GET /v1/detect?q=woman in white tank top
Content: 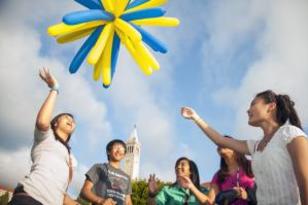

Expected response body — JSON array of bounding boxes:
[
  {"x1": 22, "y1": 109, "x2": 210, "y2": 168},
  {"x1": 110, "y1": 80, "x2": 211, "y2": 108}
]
[{"x1": 181, "y1": 90, "x2": 308, "y2": 205}]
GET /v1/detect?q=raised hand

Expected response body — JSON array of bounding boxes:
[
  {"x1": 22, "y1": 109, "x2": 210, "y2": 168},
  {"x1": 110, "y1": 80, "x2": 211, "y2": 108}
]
[
  {"x1": 148, "y1": 174, "x2": 158, "y2": 195},
  {"x1": 39, "y1": 67, "x2": 58, "y2": 89},
  {"x1": 181, "y1": 107, "x2": 199, "y2": 120},
  {"x1": 177, "y1": 175, "x2": 193, "y2": 189}
]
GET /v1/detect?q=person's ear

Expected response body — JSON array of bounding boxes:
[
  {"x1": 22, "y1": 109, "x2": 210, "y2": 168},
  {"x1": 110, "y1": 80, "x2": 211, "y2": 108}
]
[{"x1": 267, "y1": 102, "x2": 277, "y2": 113}]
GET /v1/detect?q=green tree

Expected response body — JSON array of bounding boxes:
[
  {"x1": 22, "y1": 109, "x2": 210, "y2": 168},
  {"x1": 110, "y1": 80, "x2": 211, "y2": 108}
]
[
  {"x1": 0, "y1": 191, "x2": 10, "y2": 205},
  {"x1": 131, "y1": 179, "x2": 170, "y2": 205}
]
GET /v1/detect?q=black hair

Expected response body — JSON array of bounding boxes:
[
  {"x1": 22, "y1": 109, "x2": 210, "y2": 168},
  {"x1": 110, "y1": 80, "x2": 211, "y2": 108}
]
[
  {"x1": 106, "y1": 139, "x2": 127, "y2": 161},
  {"x1": 174, "y1": 157, "x2": 201, "y2": 189},
  {"x1": 256, "y1": 90, "x2": 302, "y2": 129},
  {"x1": 217, "y1": 136, "x2": 254, "y2": 183},
  {"x1": 50, "y1": 113, "x2": 74, "y2": 152}
]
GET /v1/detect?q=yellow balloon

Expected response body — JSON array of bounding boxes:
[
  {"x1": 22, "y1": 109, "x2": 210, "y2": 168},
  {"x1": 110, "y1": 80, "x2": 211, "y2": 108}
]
[
  {"x1": 116, "y1": 28, "x2": 152, "y2": 75},
  {"x1": 93, "y1": 57, "x2": 103, "y2": 81},
  {"x1": 101, "y1": 0, "x2": 114, "y2": 13},
  {"x1": 87, "y1": 23, "x2": 114, "y2": 65},
  {"x1": 114, "y1": 0, "x2": 130, "y2": 17},
  {"x1": 47, "y1": 21, "x2": 105, "y2": 36},
  {"x1": 101, "y1": 31, "x2": 114, "y2": 86},
  {"x1": 114, "y1": 18, "x2": 142, "y2": 42},
  {"x1": 124, "y1": 0, "x2": 167, "y2": 13},
  {"x1": 131, "y1": 17, "x2": 180, "y2": 27},
  {"x1": 135, "y1": 42, "x2": 160, "y2": 70},
  {"x1": 56, "y1": 28, "x2": 94, "y2": 44}
]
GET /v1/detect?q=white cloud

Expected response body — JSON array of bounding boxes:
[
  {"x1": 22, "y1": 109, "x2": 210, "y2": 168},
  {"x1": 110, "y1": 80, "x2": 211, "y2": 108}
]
[
  {"x1": 0, "y1": 0, "x2": 190, "y2": 189},
  {"x1": 209, "y1": 0, "x2": 308, "y2": 138},
  {"x1": 0, "y1": 0, "x2": 111, "y2": 188},
  {"x1": 0, "y1": 148, "x2": 31, "y2": 189}
]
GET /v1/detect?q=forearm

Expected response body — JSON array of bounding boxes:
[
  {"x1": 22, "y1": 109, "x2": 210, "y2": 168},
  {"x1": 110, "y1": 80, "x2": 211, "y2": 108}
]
[
  {"x1": 193, "y1": 116, "x2": 249, "y2": 154},
  {"x1": 36, "y1": 90, "x2": 58, "y2": 130},
  {"x1": 81, "y1": 189, "x2": 105, "y2": 205},
  {"x1": 192, "y1": 116, "x2": 225, "y2": 146},
  {"x1": 189, "y1": 185, "x2": 212, "y2": 205}
]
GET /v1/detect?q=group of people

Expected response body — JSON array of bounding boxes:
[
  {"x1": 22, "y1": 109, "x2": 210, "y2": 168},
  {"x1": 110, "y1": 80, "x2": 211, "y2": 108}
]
[{"x1": 8, "y1": 69, "x2": 308, "y2": 205}]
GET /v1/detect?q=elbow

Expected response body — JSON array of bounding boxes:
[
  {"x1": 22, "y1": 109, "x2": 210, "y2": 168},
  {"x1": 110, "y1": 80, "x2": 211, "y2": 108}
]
[{"x1": 36, "y1": 120, "x2": 50, "y2": 131}]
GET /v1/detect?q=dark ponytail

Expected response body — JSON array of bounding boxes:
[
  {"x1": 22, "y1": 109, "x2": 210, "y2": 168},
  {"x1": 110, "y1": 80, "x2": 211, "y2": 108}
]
[{"x1": 256, "y1": 90, "x2": 302, "y2": 129}]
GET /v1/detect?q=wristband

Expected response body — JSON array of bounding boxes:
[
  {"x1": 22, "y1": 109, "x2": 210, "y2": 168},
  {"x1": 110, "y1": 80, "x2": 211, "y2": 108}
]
[{"x1": 50, "y1": 84, "x2": 59, "y2": 94}]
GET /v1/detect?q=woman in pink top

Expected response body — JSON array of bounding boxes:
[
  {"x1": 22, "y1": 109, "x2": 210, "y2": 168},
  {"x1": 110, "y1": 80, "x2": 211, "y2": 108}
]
[{"x1": 211, "y1": 136, "x2": 256, "y2": 205}]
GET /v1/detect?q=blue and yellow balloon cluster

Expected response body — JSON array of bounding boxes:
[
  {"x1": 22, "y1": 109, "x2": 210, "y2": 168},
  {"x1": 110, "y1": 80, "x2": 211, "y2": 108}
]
[{"x1": 48, "y1": 0, "x2": 180, "y2": 87}]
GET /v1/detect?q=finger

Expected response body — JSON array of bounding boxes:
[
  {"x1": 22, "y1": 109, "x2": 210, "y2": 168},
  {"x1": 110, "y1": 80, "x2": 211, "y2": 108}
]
[{"x1": 39, "y1": 70, "x2": 45, "y2": 80}]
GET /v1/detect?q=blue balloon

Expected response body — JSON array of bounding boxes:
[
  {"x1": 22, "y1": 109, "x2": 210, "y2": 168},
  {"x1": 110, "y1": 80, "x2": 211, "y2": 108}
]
[
  {"x1": 126, "y1": 0, "x2": 148, "y2": 10},
  {"x1": 74, "y1": 0, "x2": 103, "y2": 10},
  {"x1": 63, "y1": 10, "x2": 114, "y2": 25},
  {"x1": 103, "y1": 34, "x2": 120, "y2": 88},
  {"x1": 111, "y1": 33, "x2": 120, "y2": 79},
  {"x1": 121, "y1": 8, "x2": 166, "y2": 21},
  {"x1": 131, "y1": 24, "x2": 167, "y2": 53},
  {"x1": 69, "y1": 26, "x2": 103, "y2": 73}
]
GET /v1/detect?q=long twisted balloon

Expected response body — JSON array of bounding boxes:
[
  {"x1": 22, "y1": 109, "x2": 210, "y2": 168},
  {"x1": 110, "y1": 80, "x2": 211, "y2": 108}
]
[{"x1": 48, "y1": 0, "x2": 180, "y2": 88}]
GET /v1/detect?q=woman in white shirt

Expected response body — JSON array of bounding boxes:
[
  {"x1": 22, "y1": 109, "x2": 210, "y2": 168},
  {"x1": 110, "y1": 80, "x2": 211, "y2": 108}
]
[
  {"x1": 8, "y1": 68, "x2": 79, "y2": 205},
  {"x1": 181, "y1": 90, "x2": 307, "y2": 205}
]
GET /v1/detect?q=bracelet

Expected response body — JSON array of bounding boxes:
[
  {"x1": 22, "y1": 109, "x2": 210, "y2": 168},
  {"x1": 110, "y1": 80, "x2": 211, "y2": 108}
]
[
  {"x1": 50, "y1": 88, "x2": 59, "y2": 94},
  {"x1": 50, "y1": 84, "x2": 59, "y2": 94},
  {"x1": 194, "y1": 116, "x2": 202, "y2": 124}
]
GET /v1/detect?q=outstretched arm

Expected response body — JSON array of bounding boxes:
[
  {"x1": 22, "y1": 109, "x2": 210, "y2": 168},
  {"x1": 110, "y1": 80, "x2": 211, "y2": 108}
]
[
  {"x1": 288, "y1": 136, "x2": 308, "y2": 205},
  {"x1": 181, "y1": 107, "x2": 250, "y2": 155},
  {"x1": 36, "y1": 68, "x2": 59, "y2": 131}
]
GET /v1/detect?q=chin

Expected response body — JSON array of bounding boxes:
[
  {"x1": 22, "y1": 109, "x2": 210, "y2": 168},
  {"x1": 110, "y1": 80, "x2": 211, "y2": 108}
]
[{"x1": 248, "y1": 120, "x2": 259, "y2": 127}]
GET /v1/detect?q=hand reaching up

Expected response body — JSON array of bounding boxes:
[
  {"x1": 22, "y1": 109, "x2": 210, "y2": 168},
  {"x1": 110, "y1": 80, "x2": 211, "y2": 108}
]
[
  {"x1": 181, "y1": 107, "x2": 199, "y2": 121},
  {"x1": 39, "y1": 67, "x2": 58, "y2": 89},
  {"x1": 148, "y1": 174, "x2": 158, "y2": 195}
]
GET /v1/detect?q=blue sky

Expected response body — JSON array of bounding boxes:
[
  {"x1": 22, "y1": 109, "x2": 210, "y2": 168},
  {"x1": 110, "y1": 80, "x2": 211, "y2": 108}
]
[{"x1": 0, "y1": 0, "x2": 308, "y2": 196}]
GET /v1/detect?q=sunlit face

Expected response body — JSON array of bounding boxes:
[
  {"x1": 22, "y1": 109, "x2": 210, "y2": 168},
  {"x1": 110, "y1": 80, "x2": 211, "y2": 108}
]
[
  {"x1": 217, "y1": 146, "x2": 235, "y2": 158},
  {"x1": 109, "y1": 143, "x2": 126, "y2": 162},
  {"x1": 247, "y1": 97, "x2": 275, "y2": 127},
  {"x1": 175, "y1": 159, "x2": 191, "y2": 177},
  {"x1": 55, "y1": 115, "x2": 76, "y2": 135}
]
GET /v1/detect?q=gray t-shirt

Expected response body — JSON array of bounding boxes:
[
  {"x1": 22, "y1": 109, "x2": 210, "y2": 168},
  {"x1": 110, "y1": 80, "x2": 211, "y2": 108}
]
[{"x1": 86, "y1": 163, "x2": 132, "y2": 205}]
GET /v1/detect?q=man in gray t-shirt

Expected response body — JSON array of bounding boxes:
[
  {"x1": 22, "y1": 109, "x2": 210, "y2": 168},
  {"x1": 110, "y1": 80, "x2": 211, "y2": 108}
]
[{"x1": 80, "y1": 140, "x2": 132, "y2": 205}]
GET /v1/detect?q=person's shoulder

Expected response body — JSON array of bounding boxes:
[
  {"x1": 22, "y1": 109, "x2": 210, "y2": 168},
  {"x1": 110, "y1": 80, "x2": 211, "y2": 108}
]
[
  {"x1": 278, "y1": 124, "x2": 307, "y2": 143},
  {"x1": 89, "y1": 163, "x2": 106, "y2": 170}
]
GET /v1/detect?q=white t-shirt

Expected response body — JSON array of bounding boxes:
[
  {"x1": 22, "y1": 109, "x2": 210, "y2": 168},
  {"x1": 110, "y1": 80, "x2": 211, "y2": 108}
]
[
  {"x1": 247, "y1": 124, "x2": 307, "y2": 205},
  {"x1": 20, "y1": 127, "x2": 76, "y2": 205}
]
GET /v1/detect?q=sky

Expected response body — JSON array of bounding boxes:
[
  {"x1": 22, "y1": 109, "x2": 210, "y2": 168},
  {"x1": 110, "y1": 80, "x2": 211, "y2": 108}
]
[{"x1": 0, "y1": 0, "x2": 308, "y2": 197}]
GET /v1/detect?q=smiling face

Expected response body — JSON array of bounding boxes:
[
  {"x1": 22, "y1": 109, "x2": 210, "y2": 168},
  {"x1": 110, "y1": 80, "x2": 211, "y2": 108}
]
[
  {"x1": 247, "y1": 97, "x2": 276, "y2": 127},
  {"x1": 55, "y1": 114, "x2": 76, "y2": 135},
  {"x1": 175, "y1": 159, "x2": 191, "y2": 177},
  {"x1": 108, "y1": 143, "x2": 126, "y2": 162}
]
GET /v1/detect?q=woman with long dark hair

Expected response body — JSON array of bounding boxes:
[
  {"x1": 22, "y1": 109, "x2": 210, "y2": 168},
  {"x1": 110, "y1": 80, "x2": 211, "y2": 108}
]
[
  {"x1": 148, "y1": 157, "x2": 214, "y2": 205},
  {"x1": 181, "y1": 90, "x2": 308, "y2": 205},
  {"x1": 211, "y1": 136, "x2": 256, "y2": 205},
  {"x1": 8, "y1": 68, "x2": 79, "y2": 205}
]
